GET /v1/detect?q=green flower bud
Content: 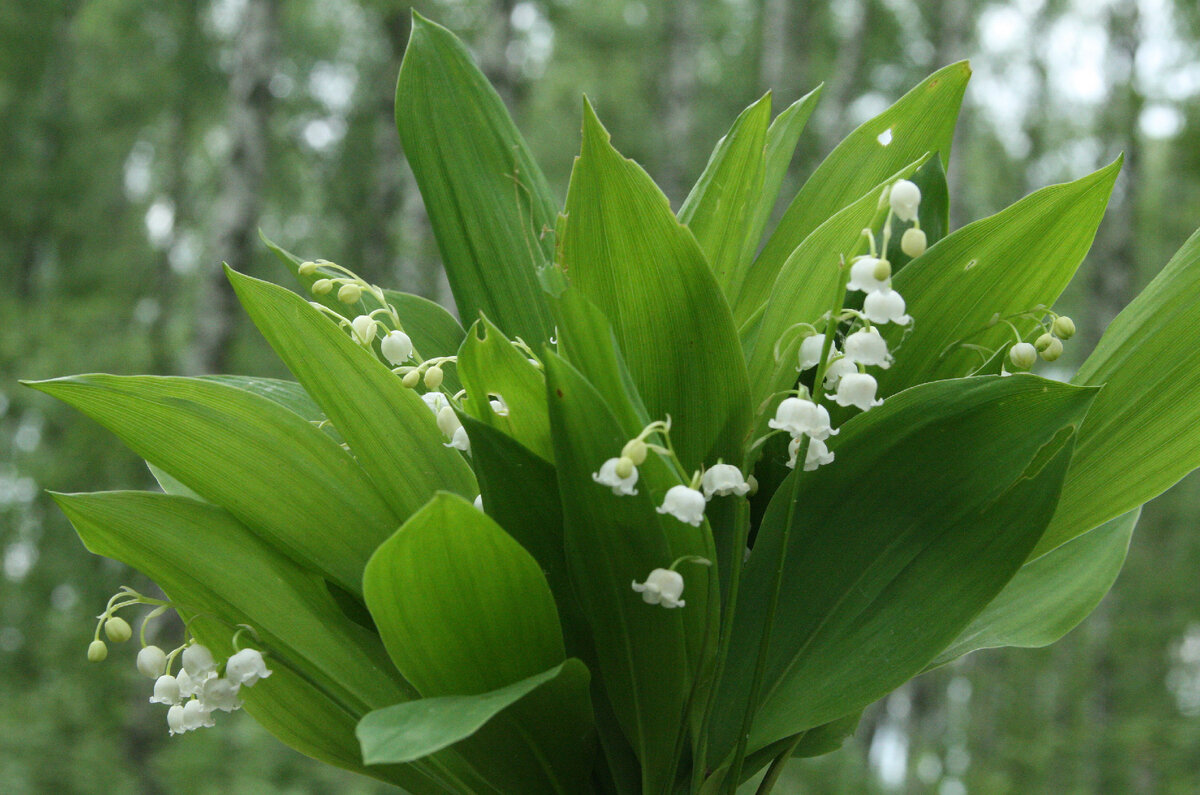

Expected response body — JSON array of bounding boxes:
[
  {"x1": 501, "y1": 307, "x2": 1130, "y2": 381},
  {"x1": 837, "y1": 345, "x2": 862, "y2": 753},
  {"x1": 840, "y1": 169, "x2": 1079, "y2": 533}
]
[
  {"x1": 424, "y1": 366, "x2": 444, "y2": 390},
  {"x1": 746, "y1": 474, "x2": 759, "y2": 496},
  {"x1": 298, "y1": 260, "x2": 318, "y2": 276},
  {"x1": 873, "y1": 259, "x2": 892, "y2": 282},
  {"x1": 1040, "y1": 336, "x2": 1064, "y2": 362},
  {"x1": 401, "y1": 369, "x2": 421, "y2": 388},
  {"x1": 620, "y1": 438, "x2": 648, "y2": 466},
  {"x1": 614, "y1": 456, "x2": 635, "y2": 479},
  {"x1": 87, "y1": 640, "x2": 108, "y2": 662},
  {"x1": 103, "y1": 616, "x2": 132, "y2": 643},
  {"x1": 1035, "y1": 332, "x2": 1055, "y2": 352},
  {"x1": 337, "y1": 283, "x2": 362, "y2": 304},
  {"x1": 1052, "y1": 315, "x2": 1076, "y2": 339},
  {"x1": 1008, "y1": 342, "x2": 1037, "y2": 370},
  {"x1": 900, "y1": 227, "x2": 927, "y2": 257},
  {"x1": 311, "y1": 279, "x2": 333, "y2": 296}
]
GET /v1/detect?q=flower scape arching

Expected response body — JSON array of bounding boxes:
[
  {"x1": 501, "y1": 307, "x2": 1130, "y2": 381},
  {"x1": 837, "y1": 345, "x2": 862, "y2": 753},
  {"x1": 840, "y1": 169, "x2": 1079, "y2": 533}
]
[{"x1": 28, "y1": 14, "x2": 1200, "y2": 795}]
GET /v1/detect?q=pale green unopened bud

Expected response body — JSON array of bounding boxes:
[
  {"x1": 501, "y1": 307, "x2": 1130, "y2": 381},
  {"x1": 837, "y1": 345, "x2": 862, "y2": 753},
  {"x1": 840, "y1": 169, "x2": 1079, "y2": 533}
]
[
  {"x1": 900, "y1": 227, "x2": 927, "y2": 257},
  {"x1": 621, "y1": 438, "x2": 648, "y2": 465},
  {"x1": 614, "y1": 456, "x2": 635, "y2": 479},
  {"x1": 103, "y1": 616, "x2": 132, "y2": 643},
  {"x1": 1040, "y1": 336, "x2": 1064, "y2": 362},
  {"x1": 298, "y1": 260, "x2": 318, "y2": 276},
  {"x1": 873, "y1": 259, "x2": 892, "y2": 282},
  {"x1": 1052, "y1": 316, "x2": 1076, "y2": 339},
  {"x1": 87, "y1": 640, "x2": 108, "y2": 662},
  {"x1": 311, "y1": 279, "x2": 333, "y2": 296},
  {"x1": 401, "y1": 370, "x2": 421, "y2": 388},
  {"x1": 1035, "y1": 333, "x2": 1055, "y2": 352},
  {"x1": 746, "y1": 474, "x2": 759, "y2": 496},
  {"x1": 424, "y1": 366, "x2": 444, "y2": 390},
  {"x1": 337, "y1": 283, "x2": 362, "y2": 304},
  {"x1": 1009, "y1": 342, "x2": 1037, "y2": 370}
]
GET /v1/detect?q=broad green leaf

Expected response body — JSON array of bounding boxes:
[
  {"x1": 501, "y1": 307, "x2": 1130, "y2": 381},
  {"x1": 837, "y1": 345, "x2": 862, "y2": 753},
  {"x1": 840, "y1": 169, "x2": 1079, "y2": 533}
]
[
  {"x1": 147, "y1": 461, "x2": 203, "y2": 501},
  {"x1": 738, "y1": 87, "x2": 823, "y2": 270},
  {"x1": 709, "y1": 375, "x2": 1095, "y2": 757},
  {"x1": 198, "y1": 374, "x2": 344, "y2": 444},
  {"x1": 226, "y1": 268, "x2": 477, "y2": 519},
  {"x1": 395, "y1": 13, "x2": 556, "y2": 343},
  {"x1": 1036, "y1": 226, "x2": 1200, "y2": 556},
  {"x1": 679, "y1": 93, "x2": 771, "y2": 296},
  {"x1": 364, "y1": 492, "x2": 593, "y2": 794},
  {"x1": 733, "y1": 63, "x2": 970, "y2": 323},
  {"x1": 357, "y1": 659, "x2": 587, "y2": 764},
  {"x1": 50, "y1": 491, "x2": 483, "y2": 793},
  {"x1": 743, "y1": 159, "x2": 927, "y2": 410},
  {"x1": 933, "y1": 508, "x2": 1138, "y2": 666},
  {"x1": 879, "y1": 159, "x2": 1120, "y2": 395},
  {"x1": 560, "y1": 102, "x2": 751, "y2": 470},
  {"x1": 27, "y1": 375, "x2": 395, "y2": 595},
  {"x1": 457, "y1": 315, "x2": 553, "y2": 462},
  {"x1": 545, "y1": 352, "x2": 719, "y2": 795}
]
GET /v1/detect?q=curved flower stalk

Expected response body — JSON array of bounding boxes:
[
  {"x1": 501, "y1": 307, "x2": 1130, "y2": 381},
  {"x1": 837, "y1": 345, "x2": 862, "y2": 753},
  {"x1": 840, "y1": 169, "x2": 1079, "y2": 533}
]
[{"x1": 27, "y1": 13, "x2": 1200, "y2": 795}]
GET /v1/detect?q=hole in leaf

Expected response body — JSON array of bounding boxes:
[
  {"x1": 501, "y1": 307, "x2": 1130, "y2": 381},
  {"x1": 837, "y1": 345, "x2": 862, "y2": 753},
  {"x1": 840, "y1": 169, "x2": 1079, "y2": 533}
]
[
  {"x1": 964, "y1": 259, "x2": 978, "y2": 271},
  {"x1": 877, "y1": 128, "x2": 893, "y2": 146}
]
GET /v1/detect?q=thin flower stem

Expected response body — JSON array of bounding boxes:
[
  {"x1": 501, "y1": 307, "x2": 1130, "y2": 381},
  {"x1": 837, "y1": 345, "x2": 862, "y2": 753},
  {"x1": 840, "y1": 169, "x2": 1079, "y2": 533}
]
[{"x1": 754, "y1": 732, "x2": 808, "y2": 795}]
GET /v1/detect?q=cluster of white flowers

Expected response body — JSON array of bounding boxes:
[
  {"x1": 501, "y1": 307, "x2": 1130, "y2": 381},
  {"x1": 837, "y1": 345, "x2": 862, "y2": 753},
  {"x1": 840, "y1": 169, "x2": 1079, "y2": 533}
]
[{"x1": 136, "y1": 643, "x2": 273, "y2": 736}]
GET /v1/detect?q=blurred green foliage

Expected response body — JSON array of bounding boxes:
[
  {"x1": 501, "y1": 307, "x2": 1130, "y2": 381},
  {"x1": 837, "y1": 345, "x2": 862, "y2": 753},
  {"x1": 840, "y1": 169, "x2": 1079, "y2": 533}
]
[{"x1": 2, "y1": 0, "x2": 1199, "y2": 792}]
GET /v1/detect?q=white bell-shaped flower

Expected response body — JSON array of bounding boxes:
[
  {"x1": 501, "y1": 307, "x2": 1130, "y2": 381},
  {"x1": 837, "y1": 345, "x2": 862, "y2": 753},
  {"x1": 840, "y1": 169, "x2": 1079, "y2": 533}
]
[
  {"x1": 592, "y1": 457, "x2": 639, "y2": 496},
  {"x1": 200, "y1": 677, "x2": 243, "y2": 713},
  {"x1": 381, "y1": 330, "x2": 413, "y2": 364},
  {"x1": 834, "y1": 372, "x2": 884, "y2": 411},
  {"x1": 181, "y1": 644, "x2": 216, "y2": 682},
  {"x1": 351, "y1": 315, "x2": 377, "y2": 346},
  {"x1": 701, "y1": 464, "x2": 749, "y2": 499},
  {"x1": 862, "y1": 289, "x2": 912, "y2": 325},
  {"x1": 847, "y1": 256, "x2": 891, "y2": 293},
  {"x1": 798, "y1": 334, "x2": 828, "y2": 371},
  {"x1": 167, "y1": 704, "x2": 187, "y2": 736},
  {"x1": 137, "y1": 645, "x2": 167, "y2": 679},
  {"x1": 768, "y1": 397, "x2": 836, "y2": 441},
  {"x1": 174, "y1": 668, "x2": 198, "y2": 699},
  {"x1": 421, "y1": 391, "x2": 449, "y2": 415},
  {"x1": 225, "y1": 648, "x2": 273, "y2": 688},
  {"x1": 844, "y1": 327, "x2": 893, "y2": 369},
  {"x1": 150, "y1": 674, "x2": 181, "y2": 706},
  {"x1": 436, "y1": 405, "x2": 462, "y2": 437},
  {"x1": 1008, "y1": 341, "x2": 1037, "y2": 370},
  {"x1": 822, "y1": 356, "x2": 859, "y2": 391},
  {"x1": 656, "y1": 485, "x2": 707, "y2": 526},
  {"x1": 890, "y1": 179, "x2": 921, "y2": 222},
  {"x1": 489, "y1": 395, "x2": 510, "y2": 416},
  {"x1": 181, "y1": 698, "x2": 214, "y2": 730},
  {"x1": 787, "y1": 436, "x2": 835, "y2": 471},
  {"x1": 631, "y1": 568, "x2": 686, "y2": 608},
  {"x1": 444, "y1": 426, "x2": 470, "y2": 452}
]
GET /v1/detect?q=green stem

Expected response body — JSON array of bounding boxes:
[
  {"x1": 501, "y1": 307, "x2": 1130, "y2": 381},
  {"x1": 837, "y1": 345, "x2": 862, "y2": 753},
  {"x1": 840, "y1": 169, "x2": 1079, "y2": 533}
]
[{"x1": 754, "y1": 733, "x2": 807, "y2": 795}]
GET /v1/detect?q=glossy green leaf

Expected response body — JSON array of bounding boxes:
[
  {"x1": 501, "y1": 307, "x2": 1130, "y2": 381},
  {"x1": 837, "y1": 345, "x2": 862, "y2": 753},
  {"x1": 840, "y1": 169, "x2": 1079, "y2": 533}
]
[
  {"x1": 710, "y1": 375, "x2": 1095, "y2": 757},
  {"x1": 457, "y1": 315, "x2": 553, "y2": 462},
  {"x1": 364, "y1": 492, "x2": 593, "y2": 794},
  {"x1": 27, "y1": 375, "x2": 396, "y2": 595},
  {"x1": 933, "y1": 508, "x2": 1138, "y2": 666},
  {"x1": 50, "y1": 491, "x2": 483, "y2": 793},
  {"x1": 545, "y1": 352, "x2": 719, "y2": 795},
  {"x1": 733, "y1": 62, "x2": 970, "y2": 323},
  {"x1": 357, "y1": 659, "x2": 587, "y2": 764},
  {"x1": 395, "y1": 13, "x2": 556, "y2": 343},
  {"x1": 738, "y1": 87, "x2": 823, "y2": 270},
  {"x1": 879, "y1": 159, "x2": 1120, "y2": 395},
  {"x1": 679, "y1": 93, "x2": 771, "y2": 296},
  {"x1": 1037, "y1": 226, "x2": 1200, "y2": 556},
  {"x1": 226, "y1": 268, "x2": 477, "y2": 519},
  {"x1": 560, "y1": 102, "x2": 751, "y2": 470}
]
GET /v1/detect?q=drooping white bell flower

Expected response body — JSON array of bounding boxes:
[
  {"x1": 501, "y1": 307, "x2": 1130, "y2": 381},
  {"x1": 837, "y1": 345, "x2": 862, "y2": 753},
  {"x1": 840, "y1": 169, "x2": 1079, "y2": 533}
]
[
  {"x1": 768, "y1": 397, "x2": 836, "y2": 440},
  {"x1": 592, "y1": 457, "x2": 639, "y2": 496},
  {"x1": 174, "y1": 668, "x2": 198, "y2": 698},
  {"x1": 167, "y1": 704, "x2": 187, "y2": 736},
  {"x1": 200, "y1": 677, "x2": 243, "y2": 713},
  {"x1": 380, "y1": 330, "x2": 413, "y2": 364},
  {"x1": 822, "y1": 357, "x2": 859, "y2": 391},
  {"x1": 1008, "y1": 341, "x2": 1037, "y2": 370},
  {"x1": 421, "y1": 391, "x2": 448, "y2": 415},
  {"x1": 150, "y1": 674, "x2": 181, "y2": 706},
  {"x1": 834, "y1": 372, "x2": 884, "y2": 411},
  {"x1": 137, "y1": 645, "x2": 168, "y2": 679},
  {"x1": 181, "y1": 644, "x2": 216, "y2": 682},
  {"x1": 798, "y1": 334, "x2": 828, "y2": 371},
  {"x1": 844, "y1": 327, "x2": 893, "y2": 369},
  {"x1": 444, "y1": 426, "x2": 471, "y2": 452},
  {"x1": 847, "y1": 256, "x2": 892, "y2": 293},
  {"x1": 701, "y1": 464, "x2": 750, "y2": 499},
  {"x1": 656, "y1": 485, "x2": 707, "y2": 526},
  {"x1": 890, "y1": 179, "x2": 921, "y2": 222},
  {"x1": 489, "y1": 395, "x2": 510, "y2": 416},
  {"x1": 351, "y1": 315, "x2": 377, "y2": 346},
  {"x1": 181, "y1": 698, "x2": 215, "y2": 730},
  {"x1": 631, "y1": 568, "x2": 686, "y2": 608},
  {"x1": 787, "y1": 436, "x2": 835, "y2": 471},
  {"x1": 436, "y1": 405, "x2": 462, "y2": 437},
  {"x1": 225, "y1": 648, "x2": 273, "y2": 689},
  {"x1": 862, "y1": 289, "x2": 912, "y2": 325}
]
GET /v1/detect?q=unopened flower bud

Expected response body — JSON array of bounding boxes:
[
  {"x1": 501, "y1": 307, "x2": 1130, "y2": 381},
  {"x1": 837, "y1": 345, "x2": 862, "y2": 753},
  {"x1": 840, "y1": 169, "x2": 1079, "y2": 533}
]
[
  {"x1": 1052, "y1": 316, "x2": 1076, "y2": 339},
  {"x1": 401, "y1": 369, "x2": 421, "y2": 388},
  {"x1": 746, "y1": 474, "x2": 759, "y2": 495},
  {"x1": 1008, "y1": 342, "x2": 1037, "y2": 370},
  {"x1": 620, "y1": 438, "x2": 648, "y2": 465},
  {"x1": 298, "y1": 260, "x2": 318, "y2": 276},
  {"x1": 104, "y1": 616, "x2": 132, "y2": 643},
  {"x1": 311, "y1": 279, "x2": 333, "y2": 296},
  {"x1": 1040, "y1": 336, "x2": 1064, "y2": 362},
  {"x1": 87, "y1": 640, "x2": 108, "y2": 662},
  {"x1": 614, "y1": 456, "x2": 635, "y2": 479},
  {"x1": 901, "y1": 227, "x2": 927, "y2": 257},
  {"x1": 873, "y1": 259, "x2": 892, "y2": 282},
  {"x1": 381, "y1": 330, "x2": 413, "y2": 364},
  {"x1": 424, "y1": 366, "x2": 444, "y2": 390},
  {"x1": 351, "y1": 315, "x2": 376, "y2": 346},
  {"x1": 137, "y1": 645, "x2": 168, "y2": 679},
  {"x1": 337, "y1": 283, "x2": 362, "y2": 304},
  {"x1": 1035, "y1": 333, "x2": 1055, "y2": 352}
]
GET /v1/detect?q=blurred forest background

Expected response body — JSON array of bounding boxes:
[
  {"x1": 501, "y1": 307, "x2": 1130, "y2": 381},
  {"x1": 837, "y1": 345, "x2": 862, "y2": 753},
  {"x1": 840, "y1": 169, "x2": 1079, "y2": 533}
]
[{"x1": 2, "y1": 0, "x2": 1199, "y2": 792}]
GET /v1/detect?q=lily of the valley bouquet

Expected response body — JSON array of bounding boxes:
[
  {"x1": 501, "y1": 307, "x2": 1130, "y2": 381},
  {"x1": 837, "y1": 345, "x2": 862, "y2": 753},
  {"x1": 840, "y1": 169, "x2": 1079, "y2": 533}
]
[{"x1": 30, "y1": 14, "x2": 1200, "y2": 795}]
